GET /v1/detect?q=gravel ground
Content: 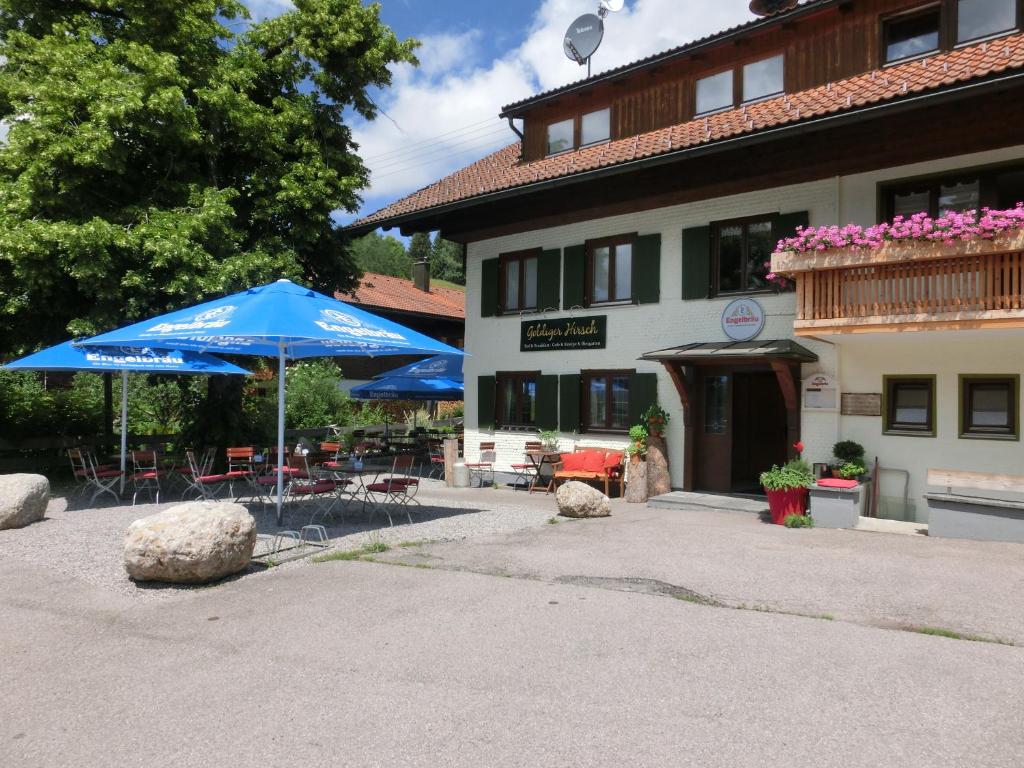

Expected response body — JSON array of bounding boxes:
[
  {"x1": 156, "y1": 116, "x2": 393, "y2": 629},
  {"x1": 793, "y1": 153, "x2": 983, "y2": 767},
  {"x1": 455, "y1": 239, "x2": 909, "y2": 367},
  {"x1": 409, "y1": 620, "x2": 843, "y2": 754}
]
[{"x1": 0, "y1": 480, "x2": 556, "y2": 601}]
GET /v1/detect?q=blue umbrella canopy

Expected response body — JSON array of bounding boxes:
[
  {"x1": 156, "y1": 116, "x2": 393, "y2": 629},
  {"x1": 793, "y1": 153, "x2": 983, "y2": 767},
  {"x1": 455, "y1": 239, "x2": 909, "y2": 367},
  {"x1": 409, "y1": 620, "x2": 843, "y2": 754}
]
[
  {"x1": 77, "y1": 279, "x2": 464, "y2": 359},
  {"x1": 77, "y1": 279, "x2": 464, "y2": 522},
  {"x1": 3, "y1": 341, "x2": 250, "y2": 375},
  {"x1": 372, "y1": 353, "x2": 464, "y2": 382},
  {"x1": 350, "y1": 376, "x2": 464, "y2": 402}
]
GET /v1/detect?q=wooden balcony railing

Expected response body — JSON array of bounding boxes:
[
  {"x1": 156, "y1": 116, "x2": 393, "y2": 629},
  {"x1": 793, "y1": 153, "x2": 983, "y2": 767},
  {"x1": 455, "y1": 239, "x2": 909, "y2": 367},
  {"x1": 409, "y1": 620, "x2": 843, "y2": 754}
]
[{"x1": 770, "y1": 235, "x2": 1024, "y2": 335}]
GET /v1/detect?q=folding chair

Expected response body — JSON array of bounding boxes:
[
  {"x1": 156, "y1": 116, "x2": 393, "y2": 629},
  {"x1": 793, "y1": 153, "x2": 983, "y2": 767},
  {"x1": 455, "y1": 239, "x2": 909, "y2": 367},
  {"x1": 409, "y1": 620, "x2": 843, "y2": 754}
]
[
  {"x1": 426, "y1": 441, "x2": 446, "y2": 481},
  {"x1": 465, "y1": 442, "x2": 496, "y2": 488},
  {"x1": 225, "y1": 446, "x2": 257, "y2": 501},
  {"x1": 319, "y1": 442, "x2": 342, "y2": 460},
  {"x1": 286, "y1": 457, "x2": 345, "y2": 526},
  {"x1": 81, "y1": 450, "x2": 122, "y2": 505},
  {"x1": 130, "y1": 450, "x2": 164, "y2": 506},
  {"x1": 365, "y1": 455, "x2": 419, "y2": 526},
  {"x1": 67, "y1": 448, "x2": 93, "y2": 498},
  {"x1": 182, "y1": 450, "x2": 229, "y2": 501},
  {"x1": 510, "y1": 441, "x2": 543, "y2": 491}
]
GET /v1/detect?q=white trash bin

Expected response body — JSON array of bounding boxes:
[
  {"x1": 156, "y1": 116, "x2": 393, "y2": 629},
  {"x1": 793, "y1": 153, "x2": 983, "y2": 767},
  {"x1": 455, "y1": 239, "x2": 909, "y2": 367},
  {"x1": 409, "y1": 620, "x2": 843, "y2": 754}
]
[{"x1": 452, "y1": 462, "x2": 471, "y2": 489}]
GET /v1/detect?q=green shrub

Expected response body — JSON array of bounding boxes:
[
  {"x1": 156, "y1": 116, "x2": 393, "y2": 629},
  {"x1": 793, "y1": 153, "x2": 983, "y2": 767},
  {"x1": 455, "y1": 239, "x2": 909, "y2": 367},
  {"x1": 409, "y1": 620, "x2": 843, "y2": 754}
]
[
  {"x1": 284, "y1": 360, "x2": 348, "y2": 429},
  {"x1": 760, "y1": 458, "x2": 815, "y2": 491},
  {"x1": 783, "y1": 514, "x2": 815, "y2": 528},
  {"x1": 832, "y1": 440, "x2": 865, "y2": 467},
  {"x1": 838, "y1": 462, "x2": 865, "y2": 479}
]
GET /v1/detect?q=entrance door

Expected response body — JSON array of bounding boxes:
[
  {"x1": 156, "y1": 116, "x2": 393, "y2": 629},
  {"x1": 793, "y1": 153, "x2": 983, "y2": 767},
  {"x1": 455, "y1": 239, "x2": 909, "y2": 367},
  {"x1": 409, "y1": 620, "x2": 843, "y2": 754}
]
[
  {"x1": 694, "y1": 367, "x2": 790, "y2": 494},
  {"x1": 731, "y1": 371, "x2": 788, "y2": 494}
]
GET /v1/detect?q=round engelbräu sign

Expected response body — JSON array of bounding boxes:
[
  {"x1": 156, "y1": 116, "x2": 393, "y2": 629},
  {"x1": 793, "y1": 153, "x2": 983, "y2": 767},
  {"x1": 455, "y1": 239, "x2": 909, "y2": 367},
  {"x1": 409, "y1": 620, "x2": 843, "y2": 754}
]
[{"x1": 721, "y1": 297, "x2": 766, "y2": 341}]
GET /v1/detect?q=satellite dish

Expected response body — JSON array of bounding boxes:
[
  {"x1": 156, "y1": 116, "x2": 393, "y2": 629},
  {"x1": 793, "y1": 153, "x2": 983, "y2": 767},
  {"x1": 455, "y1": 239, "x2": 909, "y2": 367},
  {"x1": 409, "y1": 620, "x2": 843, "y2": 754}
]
[
  {"x1": 598, "y1": 0, "x2": 625, "y2": 15},
  {"x1": 564, "y1": 13, "x2": 604, "y2": 66},
  {"x1": 749, "y1": 0, "x2": 799, "y2": 17}
]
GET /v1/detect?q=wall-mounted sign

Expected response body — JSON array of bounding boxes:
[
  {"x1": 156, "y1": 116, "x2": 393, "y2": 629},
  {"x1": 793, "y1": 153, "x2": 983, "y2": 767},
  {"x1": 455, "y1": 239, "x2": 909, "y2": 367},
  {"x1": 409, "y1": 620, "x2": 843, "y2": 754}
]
[
  {"x1": 803, "y1": 373, "x2": 838, "y2": 410},
  {"x1": 721, "y1": 297, "x2": 766, "y2": 341},
  {"x1": 521, "y1": 315, "x2": 607, "y2": 352},
  {"x1": 841, "y1": 393, "x2": 882, "y2": 417}
]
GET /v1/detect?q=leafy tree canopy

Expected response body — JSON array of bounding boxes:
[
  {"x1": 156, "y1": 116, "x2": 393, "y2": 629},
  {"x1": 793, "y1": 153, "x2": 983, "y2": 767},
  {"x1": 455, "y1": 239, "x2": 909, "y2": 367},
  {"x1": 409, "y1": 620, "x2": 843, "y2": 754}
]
[
  {"x1": 431, "y1": 235, "x2": 464, "y2": 285},
  {"x1": 348, "y1": 231, "x2": 411, "y2": 278},
  {"x1": 0, "y1": 0, "x2": 418, "y2": 356}
]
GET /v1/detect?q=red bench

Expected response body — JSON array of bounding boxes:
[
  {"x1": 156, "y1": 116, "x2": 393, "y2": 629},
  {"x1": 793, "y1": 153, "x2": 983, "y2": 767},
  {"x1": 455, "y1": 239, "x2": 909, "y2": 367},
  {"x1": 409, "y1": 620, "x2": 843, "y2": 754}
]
[{"x1": 552, "y1": 447, "x2": 625, "y2": 498}]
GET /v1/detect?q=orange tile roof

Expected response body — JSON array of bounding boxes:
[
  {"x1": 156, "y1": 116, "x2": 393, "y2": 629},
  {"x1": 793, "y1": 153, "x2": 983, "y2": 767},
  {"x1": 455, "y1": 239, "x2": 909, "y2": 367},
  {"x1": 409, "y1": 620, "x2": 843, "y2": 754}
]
[
  {"x1": 353, "y1": 35, "x2": 1024, "y2": 231},
  {"x1": 338, "y1": 272, "x2": 465, "y2": 320}
]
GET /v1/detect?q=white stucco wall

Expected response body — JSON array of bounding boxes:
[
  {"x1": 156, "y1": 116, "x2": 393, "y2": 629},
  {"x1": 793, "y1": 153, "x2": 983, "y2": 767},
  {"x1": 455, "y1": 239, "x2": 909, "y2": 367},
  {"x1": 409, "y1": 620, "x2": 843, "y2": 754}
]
[{"x1": 461, "y1": 144, "x2": 1024, "y2": 497}]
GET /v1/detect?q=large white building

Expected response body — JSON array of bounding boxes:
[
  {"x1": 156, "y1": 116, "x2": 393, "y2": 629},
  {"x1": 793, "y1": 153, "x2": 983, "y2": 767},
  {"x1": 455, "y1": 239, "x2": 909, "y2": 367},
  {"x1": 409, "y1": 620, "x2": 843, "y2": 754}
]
[{"x1": 350, "y1": 0, "x2": 1024, "y2": 521}]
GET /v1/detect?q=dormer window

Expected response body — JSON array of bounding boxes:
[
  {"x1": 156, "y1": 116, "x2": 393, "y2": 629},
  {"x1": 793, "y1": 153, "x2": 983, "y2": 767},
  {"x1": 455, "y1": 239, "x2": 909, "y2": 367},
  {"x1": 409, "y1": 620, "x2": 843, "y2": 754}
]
[
  {"x1": 956, "y1": 0, "x2": 1018, "y2": 43},
  {"x1": 580, "y1": 108, "x2": 610, "y2": 147},
  {"x1": 546, "y1": 118, "x2": 574, "y2": 156},
  {"x1": 743, "y1": 54, "x2": 785, "y2": 103},
  {"x1": 883, "y1": 6, "x2": 941, "y2": 64},
  {"x1": 696, "y1": 70, "x2": 734, "y2": 115}
]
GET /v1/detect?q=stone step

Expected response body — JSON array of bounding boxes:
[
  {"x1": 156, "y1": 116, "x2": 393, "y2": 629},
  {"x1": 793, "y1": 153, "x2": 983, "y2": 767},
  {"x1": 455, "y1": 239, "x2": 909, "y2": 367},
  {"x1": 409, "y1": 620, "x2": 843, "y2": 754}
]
[{"x1": 648, "y1": 491, "x2": 769, "y2": 515}]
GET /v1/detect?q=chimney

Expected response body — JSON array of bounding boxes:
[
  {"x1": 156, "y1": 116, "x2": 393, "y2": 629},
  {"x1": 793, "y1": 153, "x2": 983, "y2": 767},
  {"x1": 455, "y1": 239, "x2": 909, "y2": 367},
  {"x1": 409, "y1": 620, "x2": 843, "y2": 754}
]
[{"x1": 413, "y1": 259, "x2": 431, "y2": 292}]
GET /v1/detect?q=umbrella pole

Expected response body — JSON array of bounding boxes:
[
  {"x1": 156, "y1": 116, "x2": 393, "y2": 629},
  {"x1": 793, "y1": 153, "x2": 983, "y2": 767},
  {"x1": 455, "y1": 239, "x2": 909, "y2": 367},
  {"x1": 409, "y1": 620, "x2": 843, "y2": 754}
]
[
  {"x1": 276, "y1": 346, "x2": 286, "y2": 525},
  {"x1": 119, "y1": 371, "x2": 128, "y2": 496}
]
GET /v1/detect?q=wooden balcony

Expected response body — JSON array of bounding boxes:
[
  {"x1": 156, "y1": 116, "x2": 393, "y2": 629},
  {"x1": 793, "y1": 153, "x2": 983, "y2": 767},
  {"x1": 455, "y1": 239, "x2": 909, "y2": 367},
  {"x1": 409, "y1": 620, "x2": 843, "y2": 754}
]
[{"x1": 770, "y1": 233, "x2": 1024, "y2": 335}]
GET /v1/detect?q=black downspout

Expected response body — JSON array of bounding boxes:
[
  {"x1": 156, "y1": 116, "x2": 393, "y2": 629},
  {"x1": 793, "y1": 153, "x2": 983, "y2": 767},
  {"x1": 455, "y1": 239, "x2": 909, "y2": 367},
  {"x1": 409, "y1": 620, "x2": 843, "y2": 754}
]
[{"x1": 507, "y1": 116, "x2": 524, "y2": 161}]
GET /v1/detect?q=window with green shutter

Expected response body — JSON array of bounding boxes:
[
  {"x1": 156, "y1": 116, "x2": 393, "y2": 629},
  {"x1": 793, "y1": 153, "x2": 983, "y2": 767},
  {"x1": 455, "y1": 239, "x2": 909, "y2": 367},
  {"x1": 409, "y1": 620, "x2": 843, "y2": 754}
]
[
  {"x1": 628, "y1": 372, "x2": 659, "y2": 426},
  {"x1": 633, "y1": 234, "x2": 661, "y2": 305},
  {"x1": 495, "y1": 372, "x2": 538, "y2": 428},
  {"x1": 536, "y1": 375, "x2": 559, "y2": 431},
  {"x1": 563, "y1": 244, "x2": 586, "y2": 309},
  {"x1": 480, "y1": 258, "x2": 499, "y2": 317},
  {"x1": 559, "y1": 374, "x2": 581, "y2": 433},
  {"x1": 537, "y1": 249, "x2": 562, "y2": 312},
  {"x1": 477, "y1": 375, "x2": 496, "y2": 430},
  {"x1": 681, "y1": 226, "x2": 710, "y2": 300}
]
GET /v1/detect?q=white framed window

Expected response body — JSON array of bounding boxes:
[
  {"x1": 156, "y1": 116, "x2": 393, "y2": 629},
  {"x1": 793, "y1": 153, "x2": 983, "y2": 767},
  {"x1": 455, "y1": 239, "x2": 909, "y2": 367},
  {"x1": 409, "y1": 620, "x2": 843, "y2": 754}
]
[
  {"x1": 696, "y1": 70, "x2": 734, "y2": 115},
  {"x1": 957, "y1": 0, "x2": 1018, "y2": 43},
  {"x1": 743, "y1": 54, "x2": 785, "y2": 103},
  {"x1": 580, "y1": 108, "x2": 611, "y2": 146},
  {"x1": 546, "y1": 119, "x2": 574, "y2": 156}
]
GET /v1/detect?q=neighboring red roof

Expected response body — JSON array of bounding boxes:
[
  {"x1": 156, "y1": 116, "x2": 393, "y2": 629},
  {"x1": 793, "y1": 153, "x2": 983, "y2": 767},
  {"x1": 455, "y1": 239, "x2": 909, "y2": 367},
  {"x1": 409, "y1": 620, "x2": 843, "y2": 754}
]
[
  {"x1": 338, "y1": 272, "x2": 465, "y2": 320},
  {"x1": 353, "y1": 35, "x2": 1024, "y2": 231}
]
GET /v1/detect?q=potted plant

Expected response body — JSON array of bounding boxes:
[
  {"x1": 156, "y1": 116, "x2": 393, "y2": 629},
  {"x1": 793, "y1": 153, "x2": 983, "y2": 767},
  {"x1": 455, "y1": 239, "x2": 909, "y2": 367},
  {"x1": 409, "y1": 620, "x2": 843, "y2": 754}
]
[
  {"x1": 642, "y1": 404, "x2": 670, "y2": 438},
  {"x1": 838, "y1": 462, "x2": 865, "y2": 481},
  {"x1": 626, "y1": 424, "x2": 648, "y2": 464},
  {"x1": 538, "y1": 429, "x2": 560, "y2": 452},
  {"x1": 831, "y1": 440, "x2": 865, "y2": 468},
  {"x1": 760, "y1": 443, "x2": 815, "y2": 525}
]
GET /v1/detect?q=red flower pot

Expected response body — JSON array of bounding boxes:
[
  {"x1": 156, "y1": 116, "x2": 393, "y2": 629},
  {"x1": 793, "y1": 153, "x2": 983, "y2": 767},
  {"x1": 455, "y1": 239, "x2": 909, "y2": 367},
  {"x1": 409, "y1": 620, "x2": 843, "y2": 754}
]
[{"x1": 764, "y1": 487, "x2": 808, "y2": 525}]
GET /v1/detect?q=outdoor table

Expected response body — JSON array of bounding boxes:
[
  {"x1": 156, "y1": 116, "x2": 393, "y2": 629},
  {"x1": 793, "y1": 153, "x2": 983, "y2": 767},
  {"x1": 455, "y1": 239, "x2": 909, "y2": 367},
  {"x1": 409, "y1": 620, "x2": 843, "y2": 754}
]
[
  {"x1": 525, "y1": 451, "x2": 563, "y2": 495},
  {"x1": 318, "y1": 460, "x2": 391, "y2": 512}
]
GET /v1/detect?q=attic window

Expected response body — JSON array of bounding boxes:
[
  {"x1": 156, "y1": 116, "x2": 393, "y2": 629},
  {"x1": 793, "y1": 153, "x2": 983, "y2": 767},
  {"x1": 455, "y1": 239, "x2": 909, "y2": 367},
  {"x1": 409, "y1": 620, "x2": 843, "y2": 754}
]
[
  {"x1": 956, "y1": 0, "x2": 1018, "y2": 43},
  {"x1": 580, "y1": 108, "x2": 611, "y2": 147},
  {"x1": 884, "y1": 7, "x2": 941, "y2": 64},
  {"x1": 696, "y1": 70, "x2": 734, "y2": 115},
  {"x1": 546, "y1": 118, "x2": 574, "y2": 156},
  {"x1": 743, "y1": 54, "x2": 785, "y2": 102}
]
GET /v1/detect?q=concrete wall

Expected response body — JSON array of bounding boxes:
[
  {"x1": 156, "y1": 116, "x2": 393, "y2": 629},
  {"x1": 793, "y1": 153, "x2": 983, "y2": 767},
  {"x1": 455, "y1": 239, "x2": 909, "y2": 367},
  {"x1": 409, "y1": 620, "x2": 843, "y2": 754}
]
[{"x1": 461, "y1": 144, "x2": 1024, "y2": 497}]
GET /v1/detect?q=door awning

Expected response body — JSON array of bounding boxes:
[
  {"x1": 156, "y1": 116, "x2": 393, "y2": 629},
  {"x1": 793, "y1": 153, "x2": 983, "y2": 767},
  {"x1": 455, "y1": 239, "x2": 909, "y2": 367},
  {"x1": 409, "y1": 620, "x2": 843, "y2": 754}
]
[{"x1": 640, "y1": 339, "x2": 818, "y2": 364}]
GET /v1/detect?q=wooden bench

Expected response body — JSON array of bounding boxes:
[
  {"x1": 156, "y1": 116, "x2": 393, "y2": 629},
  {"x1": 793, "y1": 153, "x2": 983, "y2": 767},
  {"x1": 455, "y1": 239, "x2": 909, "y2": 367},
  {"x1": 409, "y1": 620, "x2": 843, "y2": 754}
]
[
  {"x1": 552, "y1": 447, "x2": 626, "y2": 498},
  {"x1": 924, "y1": 468, "x2": 1024, "y2": 542}
]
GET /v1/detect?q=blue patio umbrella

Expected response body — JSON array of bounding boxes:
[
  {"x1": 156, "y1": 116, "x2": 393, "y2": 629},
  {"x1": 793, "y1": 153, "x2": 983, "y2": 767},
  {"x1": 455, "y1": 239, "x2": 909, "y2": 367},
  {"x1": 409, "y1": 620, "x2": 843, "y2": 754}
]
[
  {"x1": 349, "y1": 376, "x2": 464, "y2": 402},
  {"x1": 4, "y1": 341, "x2": 250, "y2": 491},
  {"x1": 77, "y1": 279, "x2": 464, "y2": 521},
  {"x1": 372, "y1": 354, "x2": 463, "y2": 382}
]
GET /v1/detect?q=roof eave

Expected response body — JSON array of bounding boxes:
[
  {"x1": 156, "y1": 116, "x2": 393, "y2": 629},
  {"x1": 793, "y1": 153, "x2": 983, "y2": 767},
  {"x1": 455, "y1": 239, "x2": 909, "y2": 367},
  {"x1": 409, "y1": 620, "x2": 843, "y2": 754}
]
[{"x1": 347, "y1": 68, "x2": 1024, "y2": 236}]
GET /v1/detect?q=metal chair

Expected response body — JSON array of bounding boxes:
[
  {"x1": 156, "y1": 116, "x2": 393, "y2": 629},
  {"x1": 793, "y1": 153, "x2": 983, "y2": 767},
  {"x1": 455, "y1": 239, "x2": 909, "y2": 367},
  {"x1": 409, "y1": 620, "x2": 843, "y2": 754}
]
[
  {"x1": 510, "y1": 441, "x2": 543, "y2": 491},
  {"x1": 182, "y1": 450, "x2": 229, "y2": 501},
  {"x1": 226, "y1": 446, "x2": 257, "y2": 501},
  {"x1": 426, "y1": 441, "x2": 446, "y2": 481},
  {"x1": 365, "y1": 455, "x2": 418, "y2": 526},
  {"x1": 465, "y1": 442, "x2": 496, "y2": 488},
  {"x1": 286, "y1": 457, "x2": 345, "y2": 525},
  {"x1": 81, "y1": 450, "x2": 122, "y2": 505},
  {"x1": 67, "y1": 448, "x2": 93, "y2": 498},
  {"x1": 130, "y1": 450, "x2": 163, "y2": 506}
]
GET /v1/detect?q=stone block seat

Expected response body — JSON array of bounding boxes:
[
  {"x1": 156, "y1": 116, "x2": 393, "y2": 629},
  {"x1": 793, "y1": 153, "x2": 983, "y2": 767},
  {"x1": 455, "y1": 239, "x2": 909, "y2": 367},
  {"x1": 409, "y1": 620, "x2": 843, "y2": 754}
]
[
  {"x1": 552, "y1": 448, "x2": 625, "y2": 498},
  {"x1": 924, "y1": 468, "x2": 1024, "y2": 543}
]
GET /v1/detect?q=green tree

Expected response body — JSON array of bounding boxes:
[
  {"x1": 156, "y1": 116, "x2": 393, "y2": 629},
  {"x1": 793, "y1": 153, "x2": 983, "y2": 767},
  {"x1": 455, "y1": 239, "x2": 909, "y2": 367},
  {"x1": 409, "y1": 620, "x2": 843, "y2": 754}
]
[
  {"x1": 348, "y1": 232, "x2": 412, "y2": 278},
  {"x1": 408, "y1": 232, "x2": 432, "y2": 265},
  {"x1": 0, "y1": 0, "x2": 418, "y2": 356},
  {"x1": 431, "y1": 236, "x2": 465, "y2": 285}
]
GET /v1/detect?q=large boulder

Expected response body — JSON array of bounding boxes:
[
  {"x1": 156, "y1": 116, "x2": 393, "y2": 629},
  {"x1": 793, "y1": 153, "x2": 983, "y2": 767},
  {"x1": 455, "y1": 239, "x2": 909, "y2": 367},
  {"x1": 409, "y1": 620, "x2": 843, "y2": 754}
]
[
  {"x1": 556, "y1": 481, "x2": 611, "y2": 519},
  {"x1": 0, "y1": 474, "x2": 49, "y2": 530},
  {"x1": 124, "y1": 502, "x2": 256, "y2": 584}
]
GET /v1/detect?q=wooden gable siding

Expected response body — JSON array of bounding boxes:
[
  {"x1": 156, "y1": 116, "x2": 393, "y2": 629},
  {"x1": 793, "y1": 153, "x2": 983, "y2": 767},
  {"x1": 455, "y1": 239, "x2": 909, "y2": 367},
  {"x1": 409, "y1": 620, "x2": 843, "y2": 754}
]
[{"x1": 519, "y1": 0, "x2": 942, "y2": 162}]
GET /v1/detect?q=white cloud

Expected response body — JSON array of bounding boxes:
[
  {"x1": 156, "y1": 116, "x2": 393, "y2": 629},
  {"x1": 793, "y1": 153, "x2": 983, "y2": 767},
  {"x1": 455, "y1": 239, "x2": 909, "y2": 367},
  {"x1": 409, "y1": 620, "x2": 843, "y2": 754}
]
[
  {"x1": 243, "y1": 0, "x2": 293, "y2": 21},
  {"x1": 352, "y1": 0, "x2": 756, "y2": 213}
]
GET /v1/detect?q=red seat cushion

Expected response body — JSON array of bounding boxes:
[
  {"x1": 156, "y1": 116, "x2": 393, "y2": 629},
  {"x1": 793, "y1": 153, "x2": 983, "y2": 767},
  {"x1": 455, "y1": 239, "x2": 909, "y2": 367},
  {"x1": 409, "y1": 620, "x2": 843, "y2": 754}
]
[
  {"x1": 257, "y1": 476, "x2": 281, "y2": 486},
  {"x1": 93, "y1": 469, "x2": 122, "y2": 478},
  {"x1": 604, "y1": 452, "x2": 623, "y2": 469},
  {"x1": 816, "y1": 478, "x2": 859, "y2": 489},
  {"x1": 132, "y1": 471, "x2": 162, "y2": 480},
  {"x1": 510, "y1": 463, "x2": 533, "y2": 470},
  {"x1": 560, "y1": 453, "x2": 588, "y2": 472},
  {"x1": 367, "y1": 481, "x2": 406, "y2": 493},
  {"x1": 290, "y1": 481, "x2": 337, "y2": 495},
  {"x1": 580, "y1": 451, "x2": 606, "y2": 474},
  {"x1": 224, "y1": 470, "x2": 252, "y2": 478},
  {"x1": 198, "y1": 474, "x2": 229, "y2": 483},
  {"x1": 388, "y1": 478, "x2": 418, "y2": 486}
]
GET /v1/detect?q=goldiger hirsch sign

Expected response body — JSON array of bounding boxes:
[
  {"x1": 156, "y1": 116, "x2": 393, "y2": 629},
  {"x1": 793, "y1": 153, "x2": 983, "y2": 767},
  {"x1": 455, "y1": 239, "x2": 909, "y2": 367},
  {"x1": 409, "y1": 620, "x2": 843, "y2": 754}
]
[{"x1": 521, "y1": 316, "x2": 607, "y2": 352}]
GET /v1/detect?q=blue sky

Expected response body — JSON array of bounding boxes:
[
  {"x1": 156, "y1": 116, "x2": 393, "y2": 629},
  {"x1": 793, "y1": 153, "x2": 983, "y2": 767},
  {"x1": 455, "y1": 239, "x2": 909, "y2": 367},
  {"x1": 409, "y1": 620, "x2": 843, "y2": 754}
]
[{"x1": 244, "y1": 1, "x2": 756, "y2": 230}]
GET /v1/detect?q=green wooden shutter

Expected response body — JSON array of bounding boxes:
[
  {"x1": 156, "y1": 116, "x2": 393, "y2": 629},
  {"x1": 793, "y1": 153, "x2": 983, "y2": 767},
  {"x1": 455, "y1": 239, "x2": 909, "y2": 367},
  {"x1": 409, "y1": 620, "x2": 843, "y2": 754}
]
[
  {"x1": 562, "y1": 244, "x2": 586, "y2": 309},
  {"x1": 628, "y1": 372, "x2": 659, "y2": 426},
  {"x1": 480, "y1": 258, "x2": 499, "y2": 317},
  {"x1": 477, "y1": 375, "x2": 495, "y2": 430},
  {"x1": 536, "y1": 375, "x2": 559, "y2": 431},
  {"x1": 559, "y1": 374, "x2": 581, "y2": 433},
  {"x1": 774, "y1": 211, "x2": 810, "y2": 244},
  {"x1": 633, "y1": 233, "x2": 661, "y2": 305},
  {"x1": 681, "y1": 226, "x2": 710, "y2": 300},
  {"x1": 537, "y1": 249, "x2": 561, "y2": 311}
]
